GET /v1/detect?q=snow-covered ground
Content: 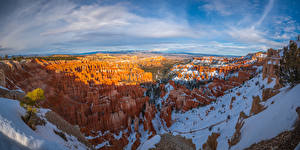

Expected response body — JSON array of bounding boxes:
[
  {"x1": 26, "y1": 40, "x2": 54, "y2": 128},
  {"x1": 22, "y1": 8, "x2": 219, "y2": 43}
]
[
  {"x1": 124, "y1": 118, "x2": 155, "y2": 150},
  {"x1": 137, "y1": 135, "x2": 161, "y2": 150},
  {"x1": 141, "y1": 72, "x2": 300, "y2": 150},
  {"x1": 233, "y1": 83, "x2": 300, "y2": 149},
  {"x1": 167, "y1": 74, "x2": 277, "y2": 149},
  {"x1": 0, "y1": 97, "x2": 88, "y2": 150},
  {"x1": 92, "y1": 114, "x2": 156, "y2": 150}
]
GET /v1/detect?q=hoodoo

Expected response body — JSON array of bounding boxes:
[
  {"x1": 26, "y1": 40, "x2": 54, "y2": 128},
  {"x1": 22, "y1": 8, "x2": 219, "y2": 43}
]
[{"x1": 0, "y1": 0, "x2": 299, "y2": 149}]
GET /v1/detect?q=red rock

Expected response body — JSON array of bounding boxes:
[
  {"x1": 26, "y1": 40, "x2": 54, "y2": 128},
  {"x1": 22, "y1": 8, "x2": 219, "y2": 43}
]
[
  {"x1": 134, "y1": 116, "x2": 139, "y2": 132},
  {"x1": 0, "y1": 59, "x2": 157, "y2": 149},
  {"x1": 160, "y1": 105, "x2": 172, "y2": 127}
]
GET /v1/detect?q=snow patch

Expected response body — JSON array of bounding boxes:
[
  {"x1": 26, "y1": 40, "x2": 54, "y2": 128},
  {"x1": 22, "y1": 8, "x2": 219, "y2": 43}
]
[{"x1": 137, "y1": 135, "x2": 161, "y2": 150}]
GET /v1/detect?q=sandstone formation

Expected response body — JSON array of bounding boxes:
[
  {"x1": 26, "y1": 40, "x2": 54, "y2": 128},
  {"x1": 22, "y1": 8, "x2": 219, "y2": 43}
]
[
  {"x1": 0, "y1": 52, "x2": 270, "y2": 149},
  {"x1": 0, "y1": 69, "x2": 5, "y2": 87},
  {"x1": 262, "y1": 88, "x2": 280, "y2": 101},
  {"x1": 0, "y1": 58, "x2": 158, "y2": 149},
  {"x1": 202, "y1": 132, "x2": 220, "y2": 150},
  {"x1": 171, "y1": 52, "x2": 266, "y2": 81},
  {"x1": 262, "y1": 49, "x2": 282, "y2": 87},
  {"x1": 250, "y1": 96, "x2": 265, "y2": 115},
  {"x1": 160, "y1": 68, "x2": 259, "y2": 128}
]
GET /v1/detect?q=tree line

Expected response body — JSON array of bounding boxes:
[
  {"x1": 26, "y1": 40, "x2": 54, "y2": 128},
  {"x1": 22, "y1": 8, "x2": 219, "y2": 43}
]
[{"x1": 0, "y1": 55, "x2": 78, "y2": 61}]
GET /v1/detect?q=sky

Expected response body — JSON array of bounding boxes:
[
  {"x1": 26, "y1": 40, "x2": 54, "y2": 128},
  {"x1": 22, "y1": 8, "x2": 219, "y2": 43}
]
[{"x1": 0, "y1": 0, "x2": 299, "y2": 56}]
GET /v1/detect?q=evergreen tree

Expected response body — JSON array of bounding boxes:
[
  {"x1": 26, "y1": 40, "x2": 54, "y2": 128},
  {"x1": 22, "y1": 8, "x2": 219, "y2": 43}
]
[{"x1": 278, "y1": 40, "x2": 300, "y2": 86}]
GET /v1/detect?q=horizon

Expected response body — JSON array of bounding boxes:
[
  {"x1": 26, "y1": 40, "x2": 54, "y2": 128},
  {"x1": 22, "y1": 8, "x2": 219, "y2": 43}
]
[
  {"x1": 1, "y1": 49, "x2": 265, "y2": 57},
  {"x1": 0, "y1": 0, "x2": 299, "y2": 55}
]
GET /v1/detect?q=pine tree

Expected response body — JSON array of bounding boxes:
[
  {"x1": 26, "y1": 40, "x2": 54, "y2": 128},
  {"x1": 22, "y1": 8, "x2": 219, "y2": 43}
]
[{"x1": 278, "y1": 40, "x2": 300, "y2": 86}]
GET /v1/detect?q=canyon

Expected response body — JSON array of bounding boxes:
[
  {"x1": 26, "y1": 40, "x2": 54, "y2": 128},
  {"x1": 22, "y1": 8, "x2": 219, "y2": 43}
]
[
  {"x1": 1, "y1": 1, "x2": 300, "y2": 149},
  {"x1": 0, "y1": 50, "x2": 290, "y2": 149}
]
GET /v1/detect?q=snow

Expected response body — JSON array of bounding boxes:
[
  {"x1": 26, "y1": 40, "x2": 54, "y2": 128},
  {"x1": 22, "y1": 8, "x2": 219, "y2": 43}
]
[
  {"x1": 89, "y1": 124, "x2": 155, "y2": 150},
  {"x1": 95, "y1": 141, "x2": 110, "y2": 149},
  {"x1": 0, "y1": 98, "x2": 63, "y2": 150},
  {"x1": 0, "y1": 86, "x2": 24, "y2": 93},
  {"x1": 0, "y1": 86, "x2": 9, "y2": 90},
  {"x1": 0, "y1": 131, "x2": 31, "y2": 150},
  {"x1": 125, "y1": 121, "x2": 155, "y2": 150},
  {"x1": 233, "y1": 84, "x2": 300, "y2": 149},
  {"x1": 267, "y1": 60, "x2": 277, "y2": 65},
  {"x1": 171, "y1": 56, "x2": 262, "y2": 82},
  {"x1": 279, "y1": 50, "x2": 284, "y2": 57},
  {"x1": 296, "y1": 41, "x2": 300, "y2": 48},
  {"x1": 152, "y1": 112, "x2": 168, "y2": 135},
  {"x1": 124, "y1": 131, "x2": 136, "y2": 150},
  {"x1": 0, "y1": 98, "x2": 88, "y2": 150},
  {"x1": 137, "y1": 135, "x2": 161, "y2": 150},
  {"x1": 137, "y1": 125, "x2": 153, "y2": 148},
  {"x1": 156, "y1": 83, "x2": 174, "y2": 109},
  {"x1": 295, "y1": 142, "x2": 300, "y2": 150},
  {"x1": 36, "y1": 109, "x2": 87, "y2": 150},
  {"x1": 267, "y1": 61, "x2": 272, "y2": 64},
  {"x1": 113, "y1": 131, "x2": 123, "y2": 140},
  {"x1": 154, "y1": 72, "x2": 300, "y2": 150},
  {"x1": 253, "y1": 66, "x2": 263, "y2": 73}
]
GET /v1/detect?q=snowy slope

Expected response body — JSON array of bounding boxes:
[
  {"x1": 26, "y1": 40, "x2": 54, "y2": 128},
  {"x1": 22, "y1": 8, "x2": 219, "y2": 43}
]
[
  {"x1": 233, "y1": 84, "x2": 300, "y2": 149},
  {"x1": 0, "y1": 97, "x2": 88, "y2": 150},
  {"x1": 146, "y1": 72, "x2": 300, "y2": 150}
]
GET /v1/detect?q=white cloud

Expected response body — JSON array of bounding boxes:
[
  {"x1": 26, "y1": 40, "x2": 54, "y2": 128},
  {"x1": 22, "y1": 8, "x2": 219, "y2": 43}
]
[
  {"x1": 273, "y1": 34, "x2": 290, "y2": 40},
  {"x1": 0, "y1": 0, "x2": 297, "y2": 55},
  {"x1": 0, "y1": 0, "x2": 200, "y2": 53},
  {"x1": 254, "y1": 0, "x2": 274, "y2": 27},
  {"x1": 201, "y1": 0, "x2": 255, "y2": 17},
  {"x1": 202, "y1": 0, "x2": 232, "y2": 16},
  {"x1": 44, "y1": 4, "x2": 198, "y2": 38},
  {"x1": 0, "y1": 0, "x2": 77, "y2": 51},
  {"x1": 227, "y1": 27, "x2": 283, "y2": 48},
  {"x1": 81, "y1": 41, "x2": 270, "y2": 56},
  {"x1": 270, "y1": 16, "x2": 300, "y2": 41}
]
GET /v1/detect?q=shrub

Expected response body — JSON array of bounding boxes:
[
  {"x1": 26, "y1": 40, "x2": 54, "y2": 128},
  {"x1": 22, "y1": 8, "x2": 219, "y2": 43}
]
[
  {"x1": 20, "y1": 88, "x2": 45, "y2": 129},
  {"x1": 20, "y1": 88, "x2": 45, "y2": 113}
]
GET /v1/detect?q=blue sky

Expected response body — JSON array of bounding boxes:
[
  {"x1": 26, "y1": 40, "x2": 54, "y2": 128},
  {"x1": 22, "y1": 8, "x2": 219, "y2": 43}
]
[{"x1": 0, "y1": 0, "x2": 299, "y2": 55}]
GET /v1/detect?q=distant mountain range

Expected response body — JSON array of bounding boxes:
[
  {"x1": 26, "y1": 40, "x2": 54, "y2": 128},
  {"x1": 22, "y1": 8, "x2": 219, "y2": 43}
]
[
  {"x1": 3, "y1": 50, "x2": 241, "y2": 58},
  {"x1": 71, "y1": 50, "x2": 241, "y2": 57}
]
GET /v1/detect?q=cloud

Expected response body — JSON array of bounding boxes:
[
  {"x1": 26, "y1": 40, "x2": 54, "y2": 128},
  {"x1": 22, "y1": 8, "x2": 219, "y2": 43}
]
[
  {"x1": 42, "y1": 4, "x2": 198, "y2": 38},
  {"x1": 219, "y1": 0, "x2": 297, "y2": 50},
  {"x1": 0, "y1": 45, "x2": 13, "y2": 52},
  {"x1": 70, "y1": 41, "x2": 270, "y2": 56},
  {"x1": 202, "y1": 0, "x2": 232, "y2": 16},
  {"x1": 226, "y1": 27, "x2": 283, "y2": 49},
  {"x1": 270, "y1": 16, "x2": 300, "y2": 41},
  {"x1": 254, "y1": 0, "x2": 274, "y2": 27},
  {"x1": 0, "y1": 0, "x2": 77, "y2": 51},
  {"x1": 0, "y1": 0, "x2": 201, "y2": 54},
  {"x1": 0, "y1": 0, "x2": 298, "y2": 55},
  {"x1": 201, "y1": 0, "x2": 256, "y2": 17}
]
